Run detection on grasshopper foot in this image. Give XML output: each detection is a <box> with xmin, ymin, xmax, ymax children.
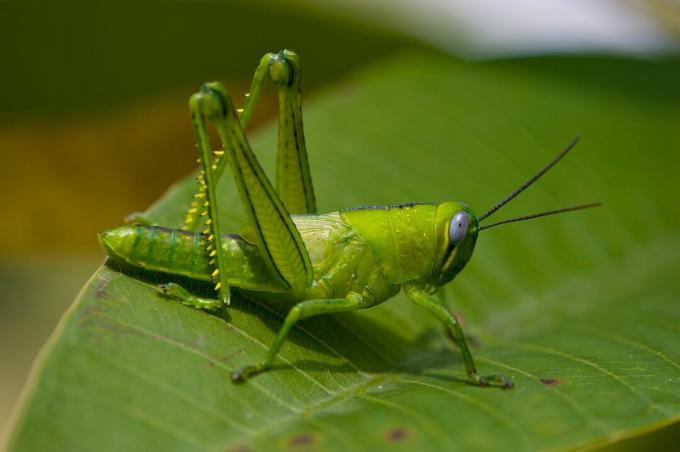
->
<box><xmin>159</xmin><ymin>283</ymin><xmax>224</xmax><ymax>310</ymax></box>
<box><xmin>470</xmin><ymin>372</ymin><xmax>514</xmax><ymax>389</ymax></box>
<box><xmin>231</xmin><ymin>364</ymin><xmax>263</xmax><ymax>384</ymax></box>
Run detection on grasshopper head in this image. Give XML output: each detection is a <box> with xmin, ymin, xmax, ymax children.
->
<box><xmin>432</xmin><ymin>201</ymin><xmax>479</xmax><ymax>286</ymax></box>
<box><xmin>430</xmin><ymin>138</ymin><xmax>602</xmax><ymax>288</ymax></box>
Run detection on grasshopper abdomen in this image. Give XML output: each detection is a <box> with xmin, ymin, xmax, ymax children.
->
<box><xmin>100</xmin><ymin>224</ymin><xmax>283</xmax><ymax>292</ymax></box>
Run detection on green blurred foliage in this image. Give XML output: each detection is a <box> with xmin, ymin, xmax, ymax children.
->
<box><xmin>0</xmin><ymin>0</ymin><xmax>412</xmax><ymax>117</ymax></box>
<box><xmin>0</xmin><ymin>0</ymin><xmax>419</xmax><ymax>253</ymax></box>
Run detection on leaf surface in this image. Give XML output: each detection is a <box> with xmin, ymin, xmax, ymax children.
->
<box><xmin>8</xmin><ymin>53</ymin><xmax>680</xmax><ymax>451</ymax></box>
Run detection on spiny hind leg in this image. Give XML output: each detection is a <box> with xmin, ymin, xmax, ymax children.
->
<box><xmin>231</xmin><ymin>293</ymin><xmax>369</xmax><ymax>382</ymax></box>
<box><xmin>188</xmin><ymin>89</ymin><xmax>233</xmax><ymax>305</ymax></box>
<box><xmin>191</xmin><ymin>82</ymin><xmax>313</xmax><ymax>294</ymax></box>
<box><xmin>158</xmin><ymin>283</ymin><xmax>224</xmax><ymax>310</ymax></box>
<box><xmin>182</xmin><ymin>50</ymin><xmax>315</xmax><ymax>231</ymax></box>
<box><xmin>268</xmin><ymin>50</ymin><xmax>316</xmax><ymax>214</ymax></box>
<box><xmin>245</xmin><ymin>50</ymin><xmax>316</xmax><ymax>214</ymax></box>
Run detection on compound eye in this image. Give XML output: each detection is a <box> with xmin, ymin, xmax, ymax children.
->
<box><xmin>449</xmin><ymin>211</ymin><xmax>469</xmax><ymax>247</ymax></box>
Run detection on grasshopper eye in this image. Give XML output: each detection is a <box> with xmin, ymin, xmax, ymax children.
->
<box><xmin>449</xmin><ymin>211</ymin><xmax>469</xmax><ymax>247</ymax></box>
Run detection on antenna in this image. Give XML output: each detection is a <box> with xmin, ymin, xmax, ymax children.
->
<box><xmin>478</xmin><ymin>202</ymin><xmax>601</xmax><ymax>231</ymax></box>
<box><xmin>478</xmin><ymin>137</ymin><xmax>580</xmax><ymax>222</ymax></box>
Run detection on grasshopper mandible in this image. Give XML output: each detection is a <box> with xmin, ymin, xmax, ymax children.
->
<box><xmin>100</xmin><ymin>50</ymin><xmax>599</xmax><ymax>388</ymax></box>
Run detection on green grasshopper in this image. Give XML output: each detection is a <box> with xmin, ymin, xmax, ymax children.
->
<box><xmin>100</xmin><ymin>50</ymin><xmax>599</xmax><ymax>388</ymax></box>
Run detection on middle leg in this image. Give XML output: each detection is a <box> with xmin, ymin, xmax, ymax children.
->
<box><xmin>231</xmin><ymin>292</ymin><xmax>369</xmax><ymax>382</ymax></box>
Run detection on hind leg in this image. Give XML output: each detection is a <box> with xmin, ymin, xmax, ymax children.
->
<box><xmin>190</xmin><ymin>82</ymin><xmax>314</xmax><ymax>298</ymax></box>
<box><xmin>182</xmin><ymin>50</ymin><xmax>316</xmax><ymax>231</ymax></box>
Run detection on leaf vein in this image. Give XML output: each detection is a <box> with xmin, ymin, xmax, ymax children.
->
<box><xmin>515</xmin><ymin>342</ymin><xmax>665</xmax><ymax>415</ymax></box>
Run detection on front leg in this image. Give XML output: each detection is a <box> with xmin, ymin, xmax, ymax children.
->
<box><xmin>404</xmin><ymin>284</ymin><xmax>513</xmax><ymax>389</ymax></box>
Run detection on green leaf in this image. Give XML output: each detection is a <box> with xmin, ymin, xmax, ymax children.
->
<box><xmin>7</xmin><ymin>53</ymin><xmax>680</xmax><ymax>451</ymax></box>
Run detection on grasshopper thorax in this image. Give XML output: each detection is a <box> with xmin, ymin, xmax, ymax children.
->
<box><xmin>431</xmin><ymin>201</ymin><xmax>479</xmax><ymax>287</ymax></box>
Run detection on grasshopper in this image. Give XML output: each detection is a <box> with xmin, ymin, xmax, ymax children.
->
<box><xmin>100</xmin><ymin>50</ymin><xmax>599</xmax><ymax>388</ymax></box>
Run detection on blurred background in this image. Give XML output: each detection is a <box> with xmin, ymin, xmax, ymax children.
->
<box><xmin>1</xmin><ymin>0</ymin><xmax>678</xmax><ymax>447</ymax></box>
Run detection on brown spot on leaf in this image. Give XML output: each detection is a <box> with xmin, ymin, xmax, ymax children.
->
<box><xmin>288</xmin><ymin>433</ymin><xmax>315</xmax><ymax>447</ymax></box>
<box><xmin>95</xmin><ymin>277</ymin><xmax>111</xmax><ymax>299</ymax></box>
<box><xmin>540</xmin><ymin>378</ymin><xmax>563</xmax><ymax>386</ymax></box>
<box><xmin>385</xmin><ymin>427</ymin><xmax>410</xmax><ymax>442</ymax></box>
